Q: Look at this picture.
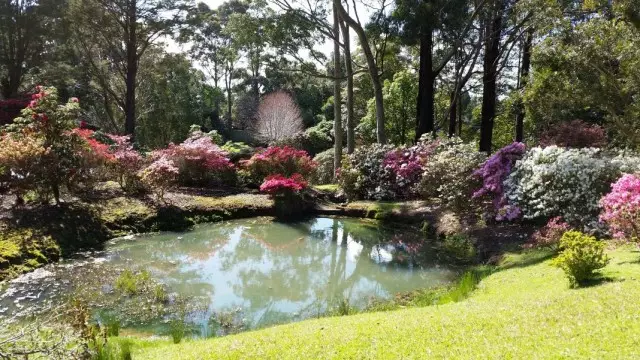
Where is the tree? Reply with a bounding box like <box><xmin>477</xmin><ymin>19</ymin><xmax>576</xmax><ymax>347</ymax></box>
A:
<box><xmin>332</xmin><ymin>2</ymin><xmax>343</xmax><ymax>176</ymax></box>
<box><xmin>255</xmin><ymin>91</ymin><xmax>303</xmax><ymax>142</ymax></box>
<box><xmin>69</xmin><ymin>0</ymin><xmax>191</xmax><ymax>139</ymax></box>
<box><xmin>0</xmin><ymin>0</ymin><xmax>64</xmax><ymax>98</ymax></box>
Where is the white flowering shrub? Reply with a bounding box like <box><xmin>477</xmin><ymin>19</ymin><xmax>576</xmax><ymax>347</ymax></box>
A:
<box><xmin>504</xmin><ymin>146</ymin><xmax>640</xmax><ymax>227</ymax></box>
<box><xmin>419</xmin><ymin>140</ymin><xmax>486</xmax><ymax>207</ymax></box>
<box><xmin>338</xmin><ymin>144</ymin><xmax>396</xmax><ymax>200</ymax></box>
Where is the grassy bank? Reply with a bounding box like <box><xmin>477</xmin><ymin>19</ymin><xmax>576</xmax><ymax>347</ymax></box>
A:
<box><xmin>130</xmin><ymin>246</ymin><xmax>640</xmax><ymax>359</ymax></box>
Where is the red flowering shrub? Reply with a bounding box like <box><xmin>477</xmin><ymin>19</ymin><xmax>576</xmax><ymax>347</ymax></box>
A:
<box><xmin>244</xmin><ymin>146</ymin><xmax>316</xmax><ymax>184</ymax></box>
<box><xmin>259</xmin><ymin>174</ymin><xmax>308</xmax><ymax>195</ymax></box>
<box><xmin>539</xmin><ymin>120</ymin><xmax>607</xmax><ymax>149</ymax></box>
<box><xmin>160</xmin><ymin>132</ymin><xmax>235</xmax><ymax>186</ymax></box>
<box><xmin>525</xmin><ymin>217</ymin><xmax>571</xmax><ymax>250</ymax></box>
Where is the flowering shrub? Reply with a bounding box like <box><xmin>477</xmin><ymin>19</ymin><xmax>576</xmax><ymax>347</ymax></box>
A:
<box><xmin>139</xmin><ymin>156</ymin><xmax>179</xmax><ymax>201</ymax></box>
<box><xmin>311</xmin><ymin>149</ymin><xmax>338</xmax><ymax>185</ymax></box>
<box><xmin>552</xmin><ymin>230</ymin><xmax>609</xmax><ymax>288</ymax></box>
<box><xmin>383</xmin><ymin>143</ymin><xmax>437</xmax><ymax>198</ymax></box>
<box><xmin>504</xmin><ymin>146</ymin><xmax>626</xmax><ymax>227</ymax></box>
<box><xmin>188</xmin><ymin>124</ymin><xmax>223</xmax><ymax>145</ymax></box>
<box><xmin>599</xmin><ymin>174</ymin><xmax>640</xmax><ymax>241</ymax></box>
<box><xmin>473</xmin><ymin>142</ymin><xmax>526</xmax><ymax>221</ymax></box>
<box><xmin>1</xmin><ymin>86</ymin><xmax>84</xmax><ymax>203</ymax></box>
<box><xmin>539</xmin><ymin>120</ymin><xmax>607</xmax><ymax>149</ymax></box>
<box><xmin>0</xmin><ymin>134</ymin><xmax>48</xmax><ymax>198</ymax></box>
<box><xmin>259</xmin><ymin>173</ymin><xmax>308</xmax><ymax>195</ymax></box>
<box><xmin>244</xmin><ymin>146</ymin><xmax>316</xmax><ymax>184</ymax></box>
<box><xmin>419</xmin><ymin>139</ymin><xmax>486</xmax><ymax>207</ymax></box>
<box><xmin>338</xmin><ymin>144</ymin><xmax>396</xmax><ymax>200</ymax></box>
<box><xmin>161</xmin><ymin>132</ymin><xmax>234</xmax><ymax>187</ymax></box>
<box><xmin>108</xmin><ymin>134</ymin><xmax>146</xmax><ymax>192</ymax></box>
<box><xmin>525</xmin><ymin>217</ymin><xmax>571</xmax><ymax>250</ymax></box>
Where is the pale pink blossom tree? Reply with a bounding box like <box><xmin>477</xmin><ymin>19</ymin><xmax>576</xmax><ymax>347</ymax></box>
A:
<box><xmin>255</xmin><ymin>91</ymin><xmax>304</xmax><ymax>142</ymax></box>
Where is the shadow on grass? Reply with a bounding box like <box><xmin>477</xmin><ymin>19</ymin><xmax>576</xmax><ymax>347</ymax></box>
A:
<box><xmin>576</xmin><ymin>276</ymin><xmax>621</xmax><ymax>288</ymax></box>
<box><xmin>497</xmin><ymin>249</ymin><xmax>556</xmax><ymax>271</ymax></box>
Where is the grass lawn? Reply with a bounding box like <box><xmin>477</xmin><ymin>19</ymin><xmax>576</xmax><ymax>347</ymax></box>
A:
<box><xmin>128</xmin><ymin>246</ymin><xmax>640</xmax><ymax>359</ymax></box>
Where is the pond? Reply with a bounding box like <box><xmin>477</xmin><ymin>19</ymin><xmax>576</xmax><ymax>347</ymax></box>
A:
<box><xmin>0</xmin><ymin>217</ymin><xmax>457</xmax><ymax>336</ymax></box>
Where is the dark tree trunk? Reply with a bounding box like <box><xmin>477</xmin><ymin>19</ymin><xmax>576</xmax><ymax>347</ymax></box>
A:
<box><xmin>415</xmin><ymin>30</ymin><xmax>435</xmax><ymax>142</ymax></box>
<box><xmin>1</xmin><ymin>65</ymin><xmax>22</xmax><ymax>99</ymax></box>
<box><xmin>457</xmin><ymin>94</ymin><xmax>463</xmax><ymax>136</ymax></box>
<box><xmin>515</xmin><ymin>29</ymin><xmax>533</xmax><ymax>143</ymax></box>
<box><xmin>480</xmin><ymin>3</ymin><xmax>504</xmax><ymax>154</ymax></box>
<box><xmin>124</xmin><ymin>0</ymin><xmax>138</xmax><ymax>138</ymax></box>
<box><xmin>341</xmin><ymin>21</ymin><xmax>355</xmax><ymax>154</ymax></box>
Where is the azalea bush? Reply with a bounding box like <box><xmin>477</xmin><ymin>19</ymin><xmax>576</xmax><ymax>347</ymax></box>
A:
<box><xmin>139</xmin><ymin>156</ymin><xmax>179</xmax><ymax>201</ymax></box>
<box><xmin>244</xmin><ymin>146</ymin><xmax>316</xmax><ymax>184</ymax></box>
<box><xmin>473</xmin><ymin>142</ymin><xmax>526</xmax><ymax>221</ymax></box>
<box><xmin>600</xmin><ymin>174</ymin><xmax>640</xmax><ymax>241</ymax></box>
<box><xmin>419</xmin><ymin>139</ymin><xmax>485</xmax><ymax>207</ymax></box>
<box><xmin>525</xmin><ymin>217</ymin><xmax>571</xmax><ymax>250</ymax></box>
<box><xmin>552</xmin><ymin>230</ymin><xmax>609</xmax><ymax>288</ymax></box>
<box><xmin>0</xmin><ymin>134</ymin><xmax>48</xmax><ymax>199</ymax></box>
<box><xmin>383</xmin><ymin>142</ymin><xmax>437</xmax><ymax>199</ymax></box>
<box><xmin>108</xmin><ymin>134</ymin><xmax>146</xmax><ymax>193</ymax></box>
<box><xmin>539</xmin><ymin>120</ymin><xmax>607</xmax><ymax>149</ymax></box>
<box><xmin>504</xmin><ymin>146</ymin><xmax>630</xmax><ymax>227</ymax></box>
<box><xmin>260</xmin><ymin>174</ymin><xmax>308</xmax><ymax>218</ymax></box>
<box><xmin>160</xmin><ymin>132</ymin><xmax>235</xmax><ymax>187</ymax></box>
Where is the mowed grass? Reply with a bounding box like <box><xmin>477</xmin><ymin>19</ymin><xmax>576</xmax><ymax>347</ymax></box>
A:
<box><xmin>131</xmin><ymin>246</ymin><xmax>640</xmax><ymax>359</ymax></box>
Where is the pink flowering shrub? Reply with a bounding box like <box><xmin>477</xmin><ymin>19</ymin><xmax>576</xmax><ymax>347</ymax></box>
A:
<box><xmin>383</xmin><ymin>144</ymin><xmax>435</xmax><ymax>198</ymax></box>
<box><xmin>539</xmin><ymin>120</ymin><xmax>607</xmax><ymax>149</ymax></box>
<box><xmin>244</xmin><ymin>146</ymin><xmax>316</xmax><ymax>184</ymax></box>
<box><xmin>160</xmin><ymin>133</ymin><xmax>235</xmax><ymax>186</ymax></box>
<box><xmin>600</xmin><ymin>174</ymin><xmax>640</xmax><ymax>241</ymax></box>
<box><xmin>473</xmin><ymin>142</ymin><xmax>526</xmax><ymax>221</ymax></box>
<box><xmin>525</xmin><ymin>217</ymin><xmax>571</xmax><ymax>250</ymax></box>
<box><xmin>139</xmin><ymin>156</ymin><xmax>179</xmax><ymax>201</ymax></box>
<box><xmin>108</xmin><ymin>134</ymin><xmax>146</xmax><ymax>192</ymax></box>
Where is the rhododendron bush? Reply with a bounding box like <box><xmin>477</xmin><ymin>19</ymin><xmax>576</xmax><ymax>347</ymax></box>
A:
<box><xmin>525</xmin><ymin>217</ymin><xmax>571</xmax><ymax>250</ymax></box>
<box><xmin>160</xmin><ymin>132</ymin><xmax>235</xmax><ymax>186</ymax></box>
<box><xmin>259</xmin><ymin>174</ymin><xmax>308</xmax><ymax>195</ymax></box>
<box><xmin>600</xmin><ymin>174</ymin><xmax>640</xmax><ymax>241</ymax></box>
<box><xmin>419</xmin><ymin>139</ymin><xmax>485</xmax><ymax>207</ymax></box>
<box><xmin>244</xmin><ymin>146</ymin><xmax>316</xmax><ymax>184</ymax></box>
<box><xmin>473</xmin><ymin>142</ymin><xmax>526</xmax><ymax>221</ymax></box>
<box><xmin>503</xmin><ymin>146</ymin><xmax>636</xmax><ymax>227</ymax></box>
<box><xmin>108</xmin><ymin>134</ymin><xmax>146</xmax><ymax>192</ymax></box>
<box><xmin>539</xmin><ymin>120</ymin><xmax>607</xmax><ymax>149</ymax></box>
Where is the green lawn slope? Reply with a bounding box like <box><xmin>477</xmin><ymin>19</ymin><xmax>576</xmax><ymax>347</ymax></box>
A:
<box><xmin>132</xmin><ymin>246</ymin><xmax>640</xmax><ymax>359</ymax></box>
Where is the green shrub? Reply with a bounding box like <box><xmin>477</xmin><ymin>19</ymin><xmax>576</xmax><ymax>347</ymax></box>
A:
<box><xmin>221</xmin><ymin>141</ymin><xmax>254</xmax><ymax>162</ymax></box>
<box><xmin>439</xmin><ymin>234</ymin><xmax>477</xmax><ymax>264</ymax></box>
<box><xmin>312</xmin><ymin>149</ymin><xmax>338</xmax><ymax>185</ymax></box>
<box><xmin>552</xmin><ymin>231</ymin><xmax>609</xmax><ymax>287</ymax></box>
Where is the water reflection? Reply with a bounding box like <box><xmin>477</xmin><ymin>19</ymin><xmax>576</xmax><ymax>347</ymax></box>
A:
<box><xmin>0</xmin><ymin>217</ymin><xmax>456</xmax><ymax>333</ymax></box>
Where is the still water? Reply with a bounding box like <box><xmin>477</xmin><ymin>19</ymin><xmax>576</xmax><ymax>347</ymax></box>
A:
<box><xmin>0</xmin><ymin>217</ymin><xmax>456</xmax><ymax>334</ymax></box>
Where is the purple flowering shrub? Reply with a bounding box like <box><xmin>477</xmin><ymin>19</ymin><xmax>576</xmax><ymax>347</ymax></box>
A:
<box><xmin>473</xmin><ymin>142</ymin><xmax>526</xmax><ymax>221</ymax></box>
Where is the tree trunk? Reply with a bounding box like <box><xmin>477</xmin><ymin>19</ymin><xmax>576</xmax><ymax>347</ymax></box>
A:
<box><xmin>515</xmin><ymin>29</ymin><xmax>533</xmax><ymax>143</ymax></box>
<box><xmin>333</xmin><ymin>2</ymin><xmax>343</xmax><ymax>176</ymax></box>
<box><xmin>415</xmin><ymin>30</ymin><xmax>435</xmax><ymax>142</ymax></box>
<box><xmin>124</xmin><ymin>0</ymin><xmax>138</xmax><ymax>138</ymax></box>
<box><xmin>335</xmin><ymin>2</ymin><xmax>386</xmax><ymax>144</ymax></box>
<box><xmin>479</xmin><ymin>2</ymin><xmax>504</xmax><ymax>154</ymax></box>
<box><xmin>448</xmin><ymin>90</ymin><xmax>458</xmax><ymax>137</ymax></box>
<box><xmin>340</xmin><ymin>21</ymin><xmax>355</xmax><ymax>154</ymax></box>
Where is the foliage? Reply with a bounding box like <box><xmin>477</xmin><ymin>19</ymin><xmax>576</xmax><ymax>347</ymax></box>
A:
<box><xmin>539</xmin><ymin>120</ymin><xmax>608</xmax><ymax>149</ymax></box>
<box><xmin>274</xmin><ymin>120</ymin><xmax>333</xmax><ymax>157</ymax></box>
<box><xmin>0</xmin><ymin>134</ymin><xmax>49</xmax><ymax>198</ymax></box>
<box><xmin>243</xmin><ymin>146</ymin><xmax>316</xmax><ymax>184</ymax></box>
<box><xmin>525</xmin><ymin>217</ymin><xmax>571</xmax><ymax>250</ymax></box>
<box><xmin>552</xmin><ymin>231</ymin><xmax>609</xmax><ymax>288</ymax></box>
<box><xmin>189</xmin><ymin>124</ymin><xmax>223</xmax><ymax>145</ymax></box>
<box><xmin>419</xmin><ymin>139</ymin><xmax>486</xmax><ymax>206</ymax></box>
<box><xmin>108</xmin><ymin>134</ymin><xmax>146</xmax><ymax>193</ymax></box>
<box><xmin>472</xmin><ymin>142</ymin><xmax>527</xmax><ymax>221</ymax></box>
<box><xmin>139</xmin><ymin>156</ymin><xmax>179</xmax><ymax>201</ymax></box>
<box><xmin>221</xmin><ymin>141</ymin><xmax>254</xmax><ymax>162</ymax></box>
<box><xmin>504</xmin><ymin>146</ymin><xmax>637</xmax><ymax>227</ymax></box>
<box><xmin>439</xmin><ymin>234</ymin><xmax>477</xmax><ymax>264</ymax></box>
<box><xmin>311</xmin><ymin>149</ymin><xmax>337</xmax><ymax>185</ymax></box>
<box><xmin>600</xmin><ymin>174</ymin><xmax>640</xmax><ymax>241</ymax></box>
<box><xmin>160</xmin><ymin>132</ymin><xmax>235</xmax><ymax>187</ymax></box>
